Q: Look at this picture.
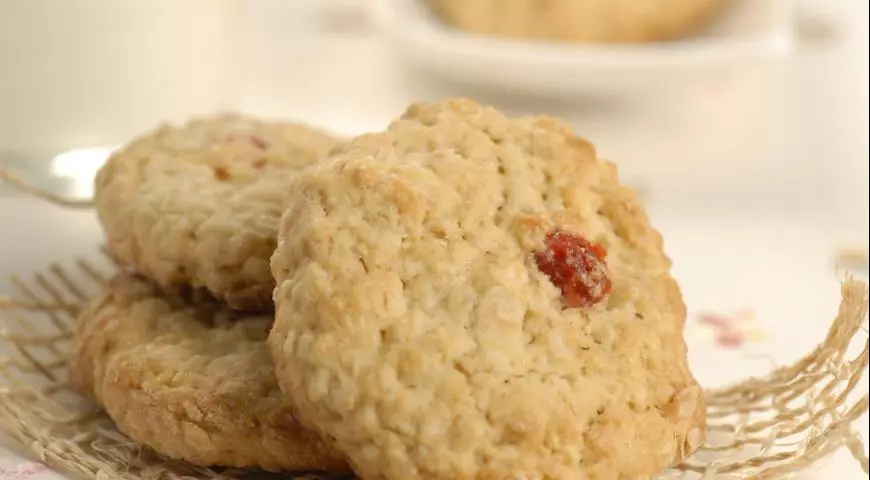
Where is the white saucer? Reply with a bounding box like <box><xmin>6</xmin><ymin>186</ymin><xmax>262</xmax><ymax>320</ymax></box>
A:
<box><xmin>373</xmin><ymin>0</ymin><xmax>796</xmax><ymax>98</ymax></box>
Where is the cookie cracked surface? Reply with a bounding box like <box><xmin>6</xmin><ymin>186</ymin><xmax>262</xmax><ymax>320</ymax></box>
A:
<box><xmin>269</xmin><ymin>99</ymin><xmax>705</xmax><ymax>479</ymax></box>
<box><xmin>70</xmin><ymin>273</ymin><xmax>349</xmax><ymax>473</ymax></box>
<box><xmin>426</xmin><ymin>0</ymin><xmax>723</xmax><ymax>43</ymax></box>
<box><xmin>94</xmin><ymin>114</ymin><xmax>339</xmax><ymax>311</ymax></box>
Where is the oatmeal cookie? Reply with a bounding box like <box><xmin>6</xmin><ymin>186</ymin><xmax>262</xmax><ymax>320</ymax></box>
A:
<box><xmin>426</xmin><ymin>0</ymin><xmax>723</xmax><ymax>43</ymax></box>
<box><xmin>269</xmin><ymin>99</ymin><xmax>705</xmax><ymax>479</ymax></box>
<box><xmin>94</xmin><ymin>114</ymin><xmax>339</xmax><ymax>311</ymax></box>
<box><xmin>70</xmin><ymin>273</ymin><xmax>349</xmax><ymax>473</ymax></box>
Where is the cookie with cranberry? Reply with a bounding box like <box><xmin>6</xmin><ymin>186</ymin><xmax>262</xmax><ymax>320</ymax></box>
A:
<box><xmin>70</xmin><ymin>273</ymin><xmax>349</xmax><ymax>472</ymax></box>
<box><xmin>94</xmin><ymin>114</ymin><xmax>339</xmax><ymax>311</ymax></box>
<box><xmin>269</xmin><ymin>99</ymin><xmax>705</xmax><ymax>480</ymax></box>
<box><xmin>426</xmin><ymin>0</ymin><xmax>723</xmax><ymax>43</ymax></box>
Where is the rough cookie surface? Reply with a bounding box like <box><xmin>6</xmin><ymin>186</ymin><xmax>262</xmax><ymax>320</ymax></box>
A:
<box><xmin>426</xmin><ymin>0</ymin><xmax>723</xmax><ymax>43</ymax></box>
<box><xmin>270</xmin><ymin>99</ymin><xmax>705</xmax><ymax>480</ymax></box>
<box><xmin>94</xmin><ymin>114</ymin><xmax>339</xmax><ymax>311</ymax></box>
<box><xmin>70</xmin><ymin>273</ymin><xmax>348</xmax><ymax>472</ymax></box>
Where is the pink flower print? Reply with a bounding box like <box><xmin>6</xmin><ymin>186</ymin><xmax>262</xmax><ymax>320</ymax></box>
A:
<box><xmin>696</xmin><ymin>309</ymin><xmax>767</xmax><ymax>349</ymax></box>
<box><xmin>0</xmin><ymin>461</ymin><xmax>47</xmax><ymax>479</ymax></box>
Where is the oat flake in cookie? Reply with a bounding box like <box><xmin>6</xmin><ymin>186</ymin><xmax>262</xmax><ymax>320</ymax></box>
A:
<box><xmin>94</xmin><ymin>114</ymin><xmax>339</xmax><ymax>311</ymax></box>
<box><xmin>269</xmin><ymin>99</ymin><xmax>705</xmax><ymax>480</ymax></box>
<box><xmin>70</xmin><ymin>273</ymin><xmax>349</xmax><ymax>473</ymax></box>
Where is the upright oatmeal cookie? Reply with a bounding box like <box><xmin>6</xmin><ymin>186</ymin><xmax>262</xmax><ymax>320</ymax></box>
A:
<box><xmin>94</xmin><ymin>114</ymin><xmax>339</xmax><ymax>311</ymax></box>
<box><xmin>70</xmin><ymin>273</ymin><xmax>349</xmax><ymax>473</ymax></box>
<box><xmin>269</xmin><ymin>99</ymin><xmax>705</xmax><ymax>480</ymax></box>
<box><xmin>426</xmin><ymin>0</ymin><xmax>723</xmax><ymax>43</ymax></box>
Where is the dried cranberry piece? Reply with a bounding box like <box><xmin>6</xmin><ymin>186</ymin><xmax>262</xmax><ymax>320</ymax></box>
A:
<box><xmin>534</xmin><ymin>229</ymin><xmax>612</xmax><ymax>308</ymax></box>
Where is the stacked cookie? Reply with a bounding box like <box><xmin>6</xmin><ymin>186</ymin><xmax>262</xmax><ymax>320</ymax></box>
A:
<box><xmin>71</xmin><ymin>114</ymin><xmax>349</xmax><ymax>473</ymax></box>
<box><xmin>71</xmin><ymin>101</ymin><xmax>706</xmax><ymax>480</ymax></box>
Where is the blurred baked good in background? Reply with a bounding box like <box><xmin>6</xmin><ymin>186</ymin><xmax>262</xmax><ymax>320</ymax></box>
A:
<box><xmin>424</xmin><ymin>0</ymin><xmax>725</xmax><ymax>42</ymax></box>
<box><xmin>376</xmin><ymin>0</ymin><xmax>792</xmax><ymax>99</ymax></box>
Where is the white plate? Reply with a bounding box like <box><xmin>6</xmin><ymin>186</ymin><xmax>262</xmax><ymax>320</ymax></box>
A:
<box><xmin>373</xmin><ymin>0</ymin><xmax>796</xmax><ymax>98</ymax></box>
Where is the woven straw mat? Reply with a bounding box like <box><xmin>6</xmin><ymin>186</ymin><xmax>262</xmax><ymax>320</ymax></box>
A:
<box><xmin>0</xmin><ymin>248</ymin><xmax>867</xmax><ymax>480</ymax></box>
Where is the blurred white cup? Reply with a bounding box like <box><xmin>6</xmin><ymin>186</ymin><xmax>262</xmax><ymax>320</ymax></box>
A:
<box><xmin>0</xmin><ymin>0</ymin><xmax>241</xmax><ymax>163</ymax></box>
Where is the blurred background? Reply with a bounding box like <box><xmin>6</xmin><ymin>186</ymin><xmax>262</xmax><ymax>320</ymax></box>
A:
<box><xmin>0</xmin><ymin>0</ymin><xmax>867</xmax><ymax>264</ymax></box>
<box><xmin>0</xmin><ymin>0</ymin><xmax>866</xmax><ymax>218</ymax></box>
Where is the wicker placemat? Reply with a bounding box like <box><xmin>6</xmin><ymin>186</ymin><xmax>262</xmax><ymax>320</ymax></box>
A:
<box><xmin>0</xmin><ymin>250</ymin><xmax>866</xmax><ymax>479</ymax></box>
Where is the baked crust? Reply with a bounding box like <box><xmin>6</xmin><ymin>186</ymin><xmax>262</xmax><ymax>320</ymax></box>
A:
<box><xmin>70</xmin><ymin>273</ymin><xmax>349</xmax><ymax>473</ymax></box>
<box><xmin>94</xmin><ymin>114</ymin><xmax>339</xmax><ymax>311</ymax></box>
<box><xmin>270</xmin><ymin>99</ymin><xmax>705</xmax><ymax>479</ymax></box>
